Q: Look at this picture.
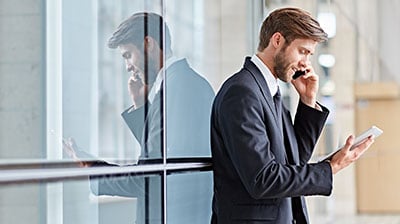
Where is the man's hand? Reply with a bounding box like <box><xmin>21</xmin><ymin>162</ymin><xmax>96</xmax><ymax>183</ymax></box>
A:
<box><xmin>62</xmin><ymin>137</ymin><xmax>93</xmax><ymax>168</ymax></box>
<box><xmin>128</xmin><ymin>72</ymin><xmax>149</xmax><ymax>109</ymax></box>
<box><xmin>329</xmin><ymin>135</ymin><xmax>375</xmax><ymax>174</ymax></box>
<box><xmin>291</xmin><ymin>65</ymin><xmax>318</xmax><ymax>108</ymax></box>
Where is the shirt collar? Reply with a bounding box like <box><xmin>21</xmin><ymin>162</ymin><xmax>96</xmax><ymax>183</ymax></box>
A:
<box><xmin>250</xmin><ymin>54</ymin><xmax>279</xmax><ymax>97</ymax></box>
<box><xmin>148</xmin><ymin>56</ymin><xmax>181</xmax><ymax>103</ymax></box>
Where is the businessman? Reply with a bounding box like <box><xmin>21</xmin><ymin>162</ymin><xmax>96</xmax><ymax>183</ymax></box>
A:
<box><xmin>64</xmin><ymin>12</ymin><xmax>215</xmax><ymax>224</ymax></box>
<box><xmin>210</xmin><ymin>7</ymin><xmax>374</xmax><ymax>224</ymax></box>
<box><xmin>110</xmin><ymin>12</ymin><xmax>215</xmax><ymax>159</ymax></box>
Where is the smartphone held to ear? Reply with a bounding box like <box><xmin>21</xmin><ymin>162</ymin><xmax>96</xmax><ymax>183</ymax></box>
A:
<box><xmin>292</xmin><ymin>70</ymin><xmax>306</xmax><ymax>79</ymax></box>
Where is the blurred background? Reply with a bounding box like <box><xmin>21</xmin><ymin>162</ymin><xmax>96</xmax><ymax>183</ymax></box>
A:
<box><xmin>1</xmin><ymin>0</ymin><xmax>400</xmax><ymax>223</ymax></box>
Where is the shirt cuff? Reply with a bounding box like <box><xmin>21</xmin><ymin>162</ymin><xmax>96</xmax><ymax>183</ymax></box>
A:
<box><xmin>314</xmin><ymin>103</ymin><xmax>322</xmax><ymax>111</ymax></box>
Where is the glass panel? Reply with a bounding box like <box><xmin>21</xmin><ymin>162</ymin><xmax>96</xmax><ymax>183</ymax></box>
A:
<box><xmin>164</xmin><ymin>0</ymin><xmax>218</xmax><ymax>158</ymax></box>
<box><xmin>0</xmin><ymin>0</ymin><xmax>45</xmax><ymax>159</ymax></box>
<box><xmin>0</xmin><ymin>174</ymin><xmax>162</xmax><ymax>224</ymax></box>
<box><xmin>57</xmin><ymin>2</ymin><xmax>167</xmax><ymax>223</ymax></box>
<box><xmin>60</xmin><ymin>0</ymin><xmax>169</xmax><ymax>164</ymax></box>
<box><xmin>167</xmin><ymin>171</ymin><xmax>213</xmax><ymax>223</ymax></box>
<box><xmin>0</xmin><ymin>184</ymin><xmax>46</xmax><ymax>223</ymax></box>
<box><xmin>90</xmin><ymin>173</ymin><xmax>163</xmax><ymax>224</ymax></box>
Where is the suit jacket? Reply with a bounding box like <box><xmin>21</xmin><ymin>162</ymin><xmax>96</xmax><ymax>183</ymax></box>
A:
<box><xmin>91</xmin><ymin>58</ymin><xmax>215</xmax><ymax>224</ymax></box>
<box><xmin>210</xmin><ymin>57</ymin><xmax>333</xmax><ymax>224</ymax></box>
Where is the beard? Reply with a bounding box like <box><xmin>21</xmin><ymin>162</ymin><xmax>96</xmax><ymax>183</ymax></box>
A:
<box><xmin>273</xmin><ymin>44</ymin><xmax>291</xmax><ymax>82</ymax></box>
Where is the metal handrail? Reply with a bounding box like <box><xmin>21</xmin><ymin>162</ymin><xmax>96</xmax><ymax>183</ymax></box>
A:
<box><xmin>0</xmin><ymin>158</ymin><xmax>213</xmax><ymax>184</ymax></box>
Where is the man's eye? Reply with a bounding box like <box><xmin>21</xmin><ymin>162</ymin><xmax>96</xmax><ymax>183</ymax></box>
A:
<box><xmin>122</xmin><ymin>53</ymin><xmax>131</xmax><ymax>59</ymax></box>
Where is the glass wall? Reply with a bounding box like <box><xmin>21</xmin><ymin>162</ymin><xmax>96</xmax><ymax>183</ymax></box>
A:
<box><xmin>0</xmin><ymin>0</ymin><xmax>253</xmax><ymax>223</ymax></box>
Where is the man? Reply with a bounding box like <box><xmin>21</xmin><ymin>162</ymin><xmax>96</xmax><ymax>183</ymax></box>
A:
<box><xmin>64</xmin><ymin>12</ymin><xmax>215</xmax><ymax>224</ymax></box>
<box><xmin>210</xmin><ymin>7</ymin><xmax>374</xmax><ymax>224</ymax></box>
<box><xmin>108</xmin><ymin>12</ymin><xmax>215</xmax><ymax>159</ymax></box>
<box><xmin>102</xmin><ymin>12</ymin><xmax>214</xmax><ymax>224</ymax></box>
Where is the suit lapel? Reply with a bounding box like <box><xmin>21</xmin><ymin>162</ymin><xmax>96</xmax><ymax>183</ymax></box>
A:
<box><xmin>243</xmin><ymin>58</ymin><xmax>280</xmax><ymax>123</ymax></box>
<box><xmin>243</xmin><ymin>57</ymin><xmax>298</xmax><ymax>164</ymax></box>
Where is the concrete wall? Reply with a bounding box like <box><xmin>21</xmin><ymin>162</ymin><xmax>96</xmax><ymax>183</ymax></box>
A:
<box><xmin>0</xmin><ymin>0</ymin><xmax>45</xmax><ymax>158</ymax></box>
<box><xmin>0</xmin><ymin>1</ymin><xmax>45</xmax><ymax>223</ymax></box>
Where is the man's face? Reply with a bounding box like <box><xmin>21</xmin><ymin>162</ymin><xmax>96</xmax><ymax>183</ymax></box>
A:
<box><xmin>118</xmin><ymin>43</ymin><xmax>160</xmax><ymax>85</ymax></box>
<box><xmin>273</xmin><ymin>38</ymin><xmax>317</xmax><ymax>82</ymax></box>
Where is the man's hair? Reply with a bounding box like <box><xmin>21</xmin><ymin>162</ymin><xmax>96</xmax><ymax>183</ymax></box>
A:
<box><xmin>108</xmin><ymin>12</ymin><xmax>172</xmax><ymax>54</ymax></box>
<box><xmin>258</xmin><ymin>7</ymin><xmax>328</xmax><ymax>51</ymax></box>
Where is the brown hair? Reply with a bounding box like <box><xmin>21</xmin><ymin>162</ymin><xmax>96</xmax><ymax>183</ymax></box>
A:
<box><xmin>108</xmin><ymin>12</ymin><xmax>172</xmax><ymax>55</ymax></box>
<box><xmin>257</xmin><ymin>7</ymin><xmax>327</xmax><ymax>51</ymax></box>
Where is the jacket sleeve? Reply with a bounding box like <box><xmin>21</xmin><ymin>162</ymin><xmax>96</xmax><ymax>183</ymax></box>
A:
<box><xmin>89</xmin><ymin>162</ymin><xmax>147</xmax><ymax>198</ymax></box>
<box><xmin>294</xmin><ymin>101</ymin><xmax>329</xmax><ymax>164</ymax></box>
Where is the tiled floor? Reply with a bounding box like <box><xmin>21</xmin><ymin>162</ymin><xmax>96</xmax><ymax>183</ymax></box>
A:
<box><xmin>307</xmin><ymin>196</ymin><xmax>400</xmax><ymax>224</ymax></box>
<box><xmin>310</xmin><ymin>214</ymin><xmax>400</xmax><ymax>224</ymax></box>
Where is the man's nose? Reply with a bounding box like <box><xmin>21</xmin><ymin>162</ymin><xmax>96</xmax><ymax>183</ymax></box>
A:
<box><xmin>299</xmin><ymin>56</ymin><xmax>310</xmax><ymax>68</ymax></box>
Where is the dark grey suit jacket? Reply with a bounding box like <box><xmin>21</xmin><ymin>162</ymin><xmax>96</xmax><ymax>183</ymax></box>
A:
<box><xmin>210</xmin><ymin>57</ymin><xmax>333</xmax><ymax>224</ymax></box>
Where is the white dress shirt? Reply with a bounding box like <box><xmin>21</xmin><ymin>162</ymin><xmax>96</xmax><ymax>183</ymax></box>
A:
<box><xmin>251</xmin><ymin>54</ymin><xmax>279</xmax><ymax>97</ymax></box>
<box><xmin>148</xmin><ymin>56</ymin><xmax>182</xmax><ymax>103</ymax></box>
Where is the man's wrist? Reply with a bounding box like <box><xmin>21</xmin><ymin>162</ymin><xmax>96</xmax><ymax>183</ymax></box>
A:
<box><xmin>328</xmin><ymin>160</ymin><xmax>339</xmax><ymax>175</ymax></box>
<box><xmin>300</xmin><ymin>98</ymin><xmax>320</xmax><ymax>111</ymax></box>
<box><xmin>314</xmin><ymin>103</ymin><xmax>322</xmax><ymax>111</ymax></box>
<box><xmin>300</xmin><ymin>96</ymin><xmax>316</xmax><ymax>107</ymax></box>
<box><xmin>133</xmin><ymin>99</ymin><xmax>145</xmax><ymax>109</ymax></box>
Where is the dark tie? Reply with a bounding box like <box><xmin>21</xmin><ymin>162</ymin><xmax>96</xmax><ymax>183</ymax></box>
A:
<box><xmin>274</xmin><ymin>87</ymin><xmax>290</xmax><ymax>163</ymax></box>
<box><xmin>273</xmin><ymin>88</ymin><xmax>282</xmax><ymax>122</ymax></box>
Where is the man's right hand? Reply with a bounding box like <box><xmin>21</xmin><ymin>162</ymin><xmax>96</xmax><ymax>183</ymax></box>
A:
<box><xmin>329</xmin><ymin>135</ymin><xmax>375</xmax><ymax>174</ymax></box>
<box><xmin>128</xmin><ymin>72</ymin><xmax>148</xmax><ymax>109</ymax></box>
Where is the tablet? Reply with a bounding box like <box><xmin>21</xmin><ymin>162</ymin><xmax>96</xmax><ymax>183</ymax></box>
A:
<box><xmin>319</xmin><ymin>125</ymin><xmax>383</xmax><ymax>162</ymax></box>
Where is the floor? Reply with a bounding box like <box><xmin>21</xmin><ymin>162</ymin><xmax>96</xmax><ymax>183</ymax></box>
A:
<box><xmin>310</xmin><ymin>214</ymin><xmax>400</xmax><ymax>224</ymax></box>
<box><xmin>307</xmin><ymin>196</ymin><xmax>400</xmax><ymax>224</ymax></box>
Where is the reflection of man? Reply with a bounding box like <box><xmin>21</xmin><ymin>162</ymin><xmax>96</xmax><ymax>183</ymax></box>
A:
<box><xmin>109</xmin><ymin>12</ymin><xmax>215</xmax><ymax>159</ymax></box>
<box><xmin>64</xmin><ymin>12</ymin><xmax>214</xmax><ymax>224</ymax></box>
<box><xmin>210</xmin><ymin>8</ymin><xmax>374</xmax><ymax>224</ymax></box>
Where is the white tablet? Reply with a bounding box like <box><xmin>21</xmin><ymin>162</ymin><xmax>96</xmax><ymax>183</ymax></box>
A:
<box><xmin>319</xmin><ymin>125</ymin><xmax>383</xmax><ymax>162</ymax></box>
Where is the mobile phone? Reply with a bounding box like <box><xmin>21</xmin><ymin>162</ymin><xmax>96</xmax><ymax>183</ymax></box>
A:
<box><xmin>319</xmin><ymin>125</ymin><xmax>383</xmax><ymax>162</ymax></box>
<box><xmin>292</xmin><ymin>70</ymin><xmax>306</xmax><ymax>79</ymax></box>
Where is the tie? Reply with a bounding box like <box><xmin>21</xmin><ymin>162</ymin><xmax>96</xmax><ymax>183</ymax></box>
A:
<box><xmin>273</xmin><ymin>88</ymin><xmax>284</xmax><ymax>132</ymax></box>
<box><xmin>273</xmin><ymin>88</ymin><xmax>282</xmax><ymax>121</ymax></box>
<box><xmin>274</xmin><ymin>87</ymin><xmax>290</xmax><ymax>163</ymax></box>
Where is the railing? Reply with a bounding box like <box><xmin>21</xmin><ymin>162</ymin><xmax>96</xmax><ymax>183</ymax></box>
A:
<box><xmin>0</xmin><ymin>158</ymin><xmax>213</xmax><ymax>184</ymax></box>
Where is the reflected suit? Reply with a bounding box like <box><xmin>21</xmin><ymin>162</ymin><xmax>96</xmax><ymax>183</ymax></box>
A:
<box><xmin>91</xmin><ymin>58</ymin><xmax>215</xmax><ymax>224</ymax></box>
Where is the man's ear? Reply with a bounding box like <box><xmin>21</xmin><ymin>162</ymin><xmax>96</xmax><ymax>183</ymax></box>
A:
<box><xmin>144</xmin><ymin>36</ymin><xmax>154</xmax><ymax>50</ymax></box>
<box><xmin>271</xmin><ymin>32</ymin><xmax>285</xmax><ymax>49</ymax></box>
